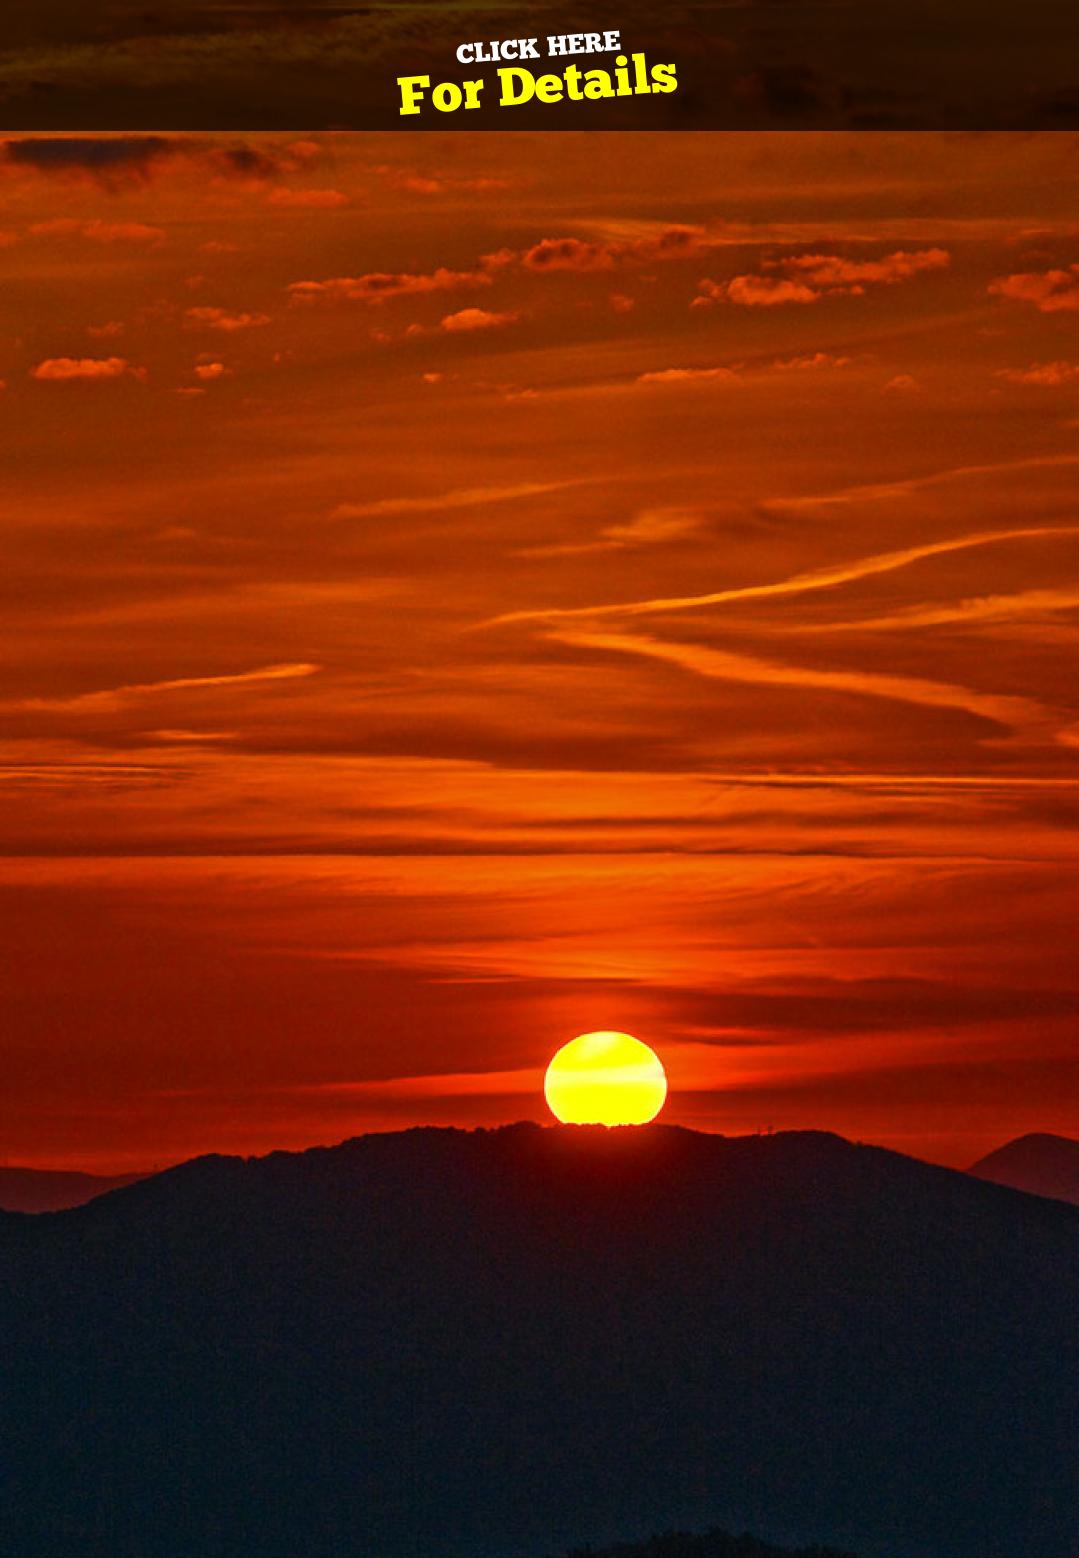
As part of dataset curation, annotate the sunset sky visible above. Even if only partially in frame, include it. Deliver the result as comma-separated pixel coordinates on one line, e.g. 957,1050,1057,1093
2,131,1077,1172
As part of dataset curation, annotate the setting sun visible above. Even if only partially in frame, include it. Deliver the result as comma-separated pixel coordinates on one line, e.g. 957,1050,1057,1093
544,1031,668,1126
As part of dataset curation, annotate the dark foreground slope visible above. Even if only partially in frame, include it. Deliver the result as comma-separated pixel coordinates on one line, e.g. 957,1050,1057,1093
969,1132,1079,1206
1,1125,1076,1558
567,1530,856,1557
0,1165,143,1212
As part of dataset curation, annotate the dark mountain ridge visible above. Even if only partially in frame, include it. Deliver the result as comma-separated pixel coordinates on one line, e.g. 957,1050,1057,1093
2,1124,1076,1558
969,1131,1079,1206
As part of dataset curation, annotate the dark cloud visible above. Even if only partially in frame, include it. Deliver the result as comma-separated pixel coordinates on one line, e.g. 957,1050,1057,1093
1,135,303,188
2,136,176,182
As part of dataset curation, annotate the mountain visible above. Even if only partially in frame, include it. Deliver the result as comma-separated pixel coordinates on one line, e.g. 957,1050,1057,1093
0,1165,143,1213
968,1133,1079,1206
1,1124,1076,1558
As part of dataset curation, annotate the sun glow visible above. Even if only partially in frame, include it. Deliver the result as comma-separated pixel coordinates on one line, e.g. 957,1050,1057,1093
544,1031,668,1126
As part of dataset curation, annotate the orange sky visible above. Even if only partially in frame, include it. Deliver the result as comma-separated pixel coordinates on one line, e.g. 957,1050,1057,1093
2,131,1077,1172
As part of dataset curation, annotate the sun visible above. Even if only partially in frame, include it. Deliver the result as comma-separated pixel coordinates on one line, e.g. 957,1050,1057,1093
544,1031,668,1126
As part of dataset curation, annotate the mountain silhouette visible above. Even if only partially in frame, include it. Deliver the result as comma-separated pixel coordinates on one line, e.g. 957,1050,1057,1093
0,1165,143,1213
2,1124,1076,1558
968,1132,1079,1206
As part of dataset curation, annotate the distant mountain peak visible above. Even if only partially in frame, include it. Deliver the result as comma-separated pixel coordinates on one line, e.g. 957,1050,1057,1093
0,1165,143,1214
969,1132,1079,1206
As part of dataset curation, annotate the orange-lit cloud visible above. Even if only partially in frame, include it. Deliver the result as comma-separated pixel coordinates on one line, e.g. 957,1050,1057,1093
997,361,1079,386
289,263,499,305
781,247,950,286
31,356,137,381
439,307,518,333
636,364,740,384
547,628,1057,737
697,247,949,306
1,131,1076,1175
494,524,1079,626
705,275,818,306
14,662,319,712
989,266,1079,312
184,306,270,331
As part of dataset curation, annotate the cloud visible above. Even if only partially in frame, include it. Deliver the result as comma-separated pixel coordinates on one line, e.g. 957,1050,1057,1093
1,135,175,185
194,362,229,381
760,454,1079,512
996,361,1079,386
522,237,617,273
289,228,700,313
289,263,499,306
721,275,820,306
0,136,309,190
519,507,705,557
988,266,1079,312
439,308,518,333
697,248,950,308
332,481,574,521
772,352,852,371
636,365,740,385
30,218,165,245
376,167,513,197
781,248,950,287
884,374,921,393
549,628,1054,737
604,509,704,547
148,730,239,744
30,357,136,382
16,662,319,713
491,523,1079,626
294,1066,541,1100
267,188,349,209
184,307,270,332
810,585,1079,634
522,227,700,274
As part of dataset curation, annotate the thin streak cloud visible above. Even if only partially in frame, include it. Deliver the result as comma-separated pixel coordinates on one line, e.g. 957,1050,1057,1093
15,662,320,712
550,629,1057,736
492,525,1079,627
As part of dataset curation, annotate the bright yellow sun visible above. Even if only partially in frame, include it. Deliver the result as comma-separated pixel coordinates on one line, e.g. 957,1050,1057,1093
544,1031,668,1126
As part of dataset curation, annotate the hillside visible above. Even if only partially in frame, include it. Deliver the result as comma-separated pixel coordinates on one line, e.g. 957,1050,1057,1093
565,1528,858,1557
1,1124,1076,1557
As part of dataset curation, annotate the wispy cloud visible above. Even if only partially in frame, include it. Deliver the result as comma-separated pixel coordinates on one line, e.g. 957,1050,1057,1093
519,508,704,558
332,481,577,521
15,663,319,713
491,524,1079,627
801,585,1079,633
549,628,1056,736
